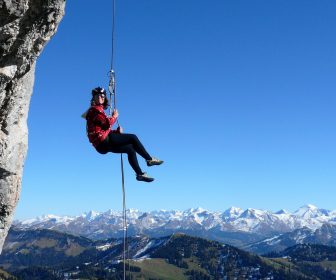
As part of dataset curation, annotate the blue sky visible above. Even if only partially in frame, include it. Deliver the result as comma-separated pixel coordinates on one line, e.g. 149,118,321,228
15,0,336,219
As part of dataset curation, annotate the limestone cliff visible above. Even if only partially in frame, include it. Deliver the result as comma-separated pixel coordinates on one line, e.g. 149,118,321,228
0,0,65,252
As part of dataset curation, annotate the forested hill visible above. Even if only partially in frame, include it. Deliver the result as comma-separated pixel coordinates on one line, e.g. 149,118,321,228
1,228,336,279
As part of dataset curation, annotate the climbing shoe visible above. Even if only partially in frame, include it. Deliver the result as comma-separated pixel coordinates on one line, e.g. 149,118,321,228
136,173,154,183
147,157,164,167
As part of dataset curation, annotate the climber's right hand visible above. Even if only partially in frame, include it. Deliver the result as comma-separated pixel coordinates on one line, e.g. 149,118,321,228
112,109,119,119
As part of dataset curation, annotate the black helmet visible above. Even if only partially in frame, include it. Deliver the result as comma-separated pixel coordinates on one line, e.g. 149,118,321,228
92,87,107,96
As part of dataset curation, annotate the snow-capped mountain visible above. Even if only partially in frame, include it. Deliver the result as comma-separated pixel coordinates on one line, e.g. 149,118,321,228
13,205,336,242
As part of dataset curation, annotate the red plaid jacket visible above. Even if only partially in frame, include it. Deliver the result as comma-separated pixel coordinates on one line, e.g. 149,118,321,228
86,105,117,147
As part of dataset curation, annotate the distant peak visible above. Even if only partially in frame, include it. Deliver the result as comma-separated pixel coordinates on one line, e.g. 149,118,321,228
228,206,243,211
187,207,207,214
275,209,289,215
302,204,318,210
87,210,99,215
294,204,324,219
223,207,243,217
82,210,100,221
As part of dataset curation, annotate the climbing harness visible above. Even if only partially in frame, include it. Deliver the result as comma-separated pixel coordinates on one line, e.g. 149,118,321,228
108,0,129,279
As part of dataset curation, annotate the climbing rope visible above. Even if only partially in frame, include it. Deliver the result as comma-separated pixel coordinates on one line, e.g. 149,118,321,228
108,0,129,279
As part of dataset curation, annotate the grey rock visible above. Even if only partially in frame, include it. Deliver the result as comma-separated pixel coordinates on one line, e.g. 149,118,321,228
0,0,65,252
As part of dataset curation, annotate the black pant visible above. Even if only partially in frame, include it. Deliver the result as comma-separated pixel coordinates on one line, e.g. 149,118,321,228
96,132,152,175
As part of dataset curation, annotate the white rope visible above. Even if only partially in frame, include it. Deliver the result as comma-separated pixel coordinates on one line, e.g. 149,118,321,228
109,1,128,279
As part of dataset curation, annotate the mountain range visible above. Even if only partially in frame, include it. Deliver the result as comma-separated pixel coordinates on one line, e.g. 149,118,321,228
13,204,336,253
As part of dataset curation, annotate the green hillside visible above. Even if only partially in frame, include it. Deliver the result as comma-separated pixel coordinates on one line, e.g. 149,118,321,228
128,259,189,280
2,229,336,279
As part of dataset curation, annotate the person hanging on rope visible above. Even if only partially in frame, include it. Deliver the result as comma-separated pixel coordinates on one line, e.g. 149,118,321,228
84,87,163,182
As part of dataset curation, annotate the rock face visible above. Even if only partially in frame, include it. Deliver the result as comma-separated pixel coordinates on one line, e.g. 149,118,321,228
0,0,65,252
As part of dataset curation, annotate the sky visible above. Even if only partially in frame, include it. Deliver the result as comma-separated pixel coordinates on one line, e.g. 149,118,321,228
14,0,336,220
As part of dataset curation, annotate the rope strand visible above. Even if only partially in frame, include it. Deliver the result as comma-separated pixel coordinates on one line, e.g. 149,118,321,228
109,1,129,279
110,0,115,71
121,155,127,280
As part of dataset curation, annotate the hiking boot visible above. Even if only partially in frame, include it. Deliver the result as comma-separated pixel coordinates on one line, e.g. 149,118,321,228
136,173,154,182
147,157,164,167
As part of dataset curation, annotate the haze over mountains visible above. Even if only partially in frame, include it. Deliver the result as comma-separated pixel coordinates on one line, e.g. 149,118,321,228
15,204,336,235
13,204,336,254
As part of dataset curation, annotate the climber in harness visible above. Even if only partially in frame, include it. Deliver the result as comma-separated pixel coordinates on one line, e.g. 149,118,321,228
85,87,163,182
